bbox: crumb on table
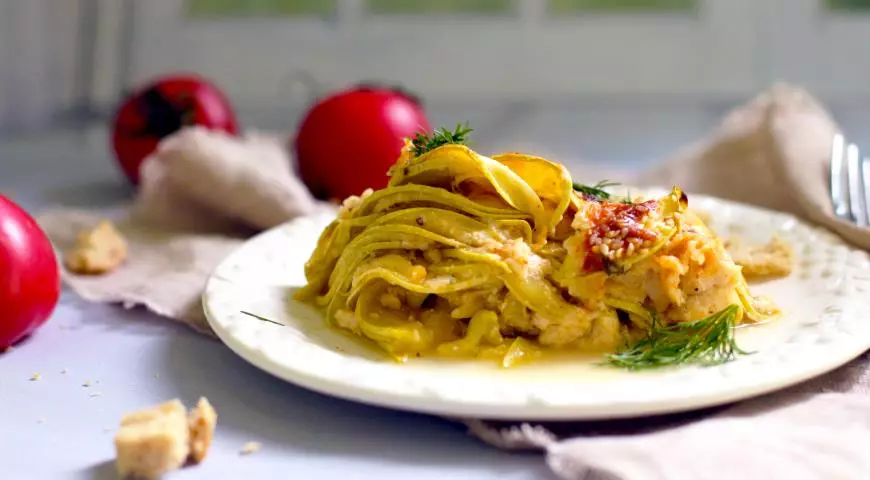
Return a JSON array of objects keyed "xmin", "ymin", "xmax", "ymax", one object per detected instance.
[
  {"xmin": 30, "ymin": 373, "xmax": 41, "ymax": 381},
  {"xmin": 188, "ymin": 397, "xmax": 218, "ymax": 464},
  {"xmin": 63, "ymin": 219, "xmax": 128, "ymax": 275},
  {"xmin": 114, "ymin": 399, "xmax": 190, "ymax": 480},
  {"xmin": 113, "ymin": 397, "xmax": 218, "ymax": 479},
  {"xmin": 240, "ymin": 441, "xmax": 261, "ymax": 455}
]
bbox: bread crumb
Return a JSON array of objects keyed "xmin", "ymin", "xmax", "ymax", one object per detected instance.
[
  {"xmin": 82, "ymin": 380, "xmax": 92, "ymax": 387},
  {"xmin": 726, "ymin": 235, "xmax": 795, "ymax": 279},
  {"xmin": 188, "ymin": 397, "xmax": 217, "ymax": 464},
  {"xmin": 114, "ymin": 399, "xmax": 190, "ymax": 480},
  {"xmin": 64, "ymin": 219, "xmax": 128, "ymax": 275},
  {"xmin": 114, "ymin": 398, "xmax": 219, "ymax": 478},
  {"xmin": 30, "ymin": 373, "xmax": 41, "ymax": 381},
  {"xmin": 240, "ymin": 442, "xmax": 261, "ymax": 455}
]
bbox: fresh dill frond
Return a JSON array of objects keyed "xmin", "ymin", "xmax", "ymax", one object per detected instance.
[
  {"xmin": 411, "ymin": 123, "xmax": 473, "ymax": 156},
  {"xmin": 572, "ymin": 180, "xmax": 619, "ymax": 201},
  {"xmin": 606, "ymin": 304, "xmax": 749, "ymax": 370},
  {"xmin": 240, "ymin": 311, "xmax": 284, "ymax": 326}
]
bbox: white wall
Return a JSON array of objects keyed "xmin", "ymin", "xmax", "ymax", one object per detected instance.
[{"xmin": 0, "ymin": 0, "xmax": 78, "ymax": 130}]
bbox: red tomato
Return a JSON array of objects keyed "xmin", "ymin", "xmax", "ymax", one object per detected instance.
[
  {"xmin": 111, "ymin": 74, "xmax": 239, "ymax": 185},
  {"xmin": 293, "ymin": 84, "xmax": 431, "ymax": 200},
  {"xmin": 0, "ymin": 195, "xmax": 60, "ymax": 349}
]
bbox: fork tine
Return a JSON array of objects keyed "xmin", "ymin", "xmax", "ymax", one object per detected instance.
[
  {"xmin": 831, "ymin": 134, "xmax": 849, "ymax": 219},
  {"xmin": 847, "ymin": 143, "xmax": 866, "ymax": 226},
  {"xmin": 863, "ymin": 156, "xmax": 870, "ymax": 227}
]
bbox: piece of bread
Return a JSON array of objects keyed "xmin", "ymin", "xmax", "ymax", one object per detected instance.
[
  {"xmin": 725, "ymin": 235, "xmax": 795, "ymax": 279},
  {"xmin": 188, "ymin": 397, "xmax": 218, "ymax": 463},
  {"xmin": 114, "ymin": 399, "xmax": 190, "ymax": 479},
  {"xmin": 64, "ymin": 219, "xmax": 128, "ymax": 275}
]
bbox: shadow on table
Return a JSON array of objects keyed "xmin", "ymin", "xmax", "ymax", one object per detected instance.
[
  {"xmin": 155, "ymin": 330, "xmax": 557, "ymax": 479},
  {"xmin": 81, "ymin": 460, "xmax": 115, "ymax": 480}
]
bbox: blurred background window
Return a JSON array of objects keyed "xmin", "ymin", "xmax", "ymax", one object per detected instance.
[
  {"xmin": 366, "ymin": 0, "xmax": 514, "ymax": 15},
  {"xmin": 827, "ymin": 0, "xmax": 870, "ymax": 10},
  {"xmin": 548, "ymin": 0, "xmax": 696, "ymax": 13},
  {"xmin": 186, "ymin": 0, "xmax": 337, "ymax": 17},
  {"xmin": 5, "ymin": 0, "xmax": 870, "ymax": 145}
]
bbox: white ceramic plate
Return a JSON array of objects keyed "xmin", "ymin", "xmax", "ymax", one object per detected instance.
[{"xmin": 202, "ymin": 191, "xmax": 870, "ymax": 420}]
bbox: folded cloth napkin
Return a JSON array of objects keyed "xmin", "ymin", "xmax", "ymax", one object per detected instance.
[
  {"xmin": 36, "ymin": 84, "xmax": 870, "ymax": 479},
  {"xmin": 37, "ymin": 127, "xmax": 330, "ymax": 334}
]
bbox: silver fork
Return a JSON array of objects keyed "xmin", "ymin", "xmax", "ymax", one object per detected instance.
[{"xmin": 830, "ymin": 133, "xmax": 870, "ymax": 227}]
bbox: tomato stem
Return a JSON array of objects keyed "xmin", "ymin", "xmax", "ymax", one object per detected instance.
[{"xmin": 133, "ymin": 88, "xmax": 195, "ymax": 138}]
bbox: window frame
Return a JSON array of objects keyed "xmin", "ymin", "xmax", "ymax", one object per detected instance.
[{"xmin": 127, "ymin": 0, "xmax": 767, "ymax": 107}]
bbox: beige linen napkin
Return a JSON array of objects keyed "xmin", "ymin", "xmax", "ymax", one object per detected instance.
[
  {"xmin": 37, "ymin": 127, "xmax": 328, "ymax": 334},
  {"xmin": 36, "ymin": 84, "xmax": 870, "ymax": 479}
]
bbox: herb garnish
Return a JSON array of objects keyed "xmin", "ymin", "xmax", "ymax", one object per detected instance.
[
  {"xmin": 572, "ymin": 180, "xmax": 619, "ymax": 201},
  {"xmin": 606, "ymin": 304, "xmax": 748, "ymax": 370},
  {"xmin": 240, "ymin": 311, "xmax": 284, "ymax": 326},
  {"xmin": 411, "ymin": 123, "xmax": 473, "ymax": 156}
]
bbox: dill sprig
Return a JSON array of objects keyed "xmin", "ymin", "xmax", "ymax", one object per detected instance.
[
  {"xmin": 606, "ymin": 304, "xmax": 749, "ymax": 370},
  {"xmin": 240, "ymin": 311, "xmax": 284, "ymax": 326},
  {"xmin": 411, "ymin": 123, "xmax": 473, "ymax": 156},
  {"xmin": 573, "ymin": 180, "xmax": 619, "ymax": 201}
]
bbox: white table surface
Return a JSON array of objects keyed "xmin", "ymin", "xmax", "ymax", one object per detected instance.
[{"xmin": 4, "ymin": 102, "xmax": 867, "ymax": 480}]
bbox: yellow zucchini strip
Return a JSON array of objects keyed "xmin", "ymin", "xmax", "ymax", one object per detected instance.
[
  {"xmin": 322, "ymin": 226, "xmax": 475, "ymax": 315},
  {"xmin": 312, "ymin": 240, "xmax": 415, "ymax": 306},
  {"xmin": 501, "ymin": 269, "xmax": 592, "ymax": 336},
  {"xmin": 387, "ymin": 145, "xmax": 548, "ymax": 244},
  {"xmin": 347, "ymin": 267, "xmax": 500, "ymax": 307},
  {"xmin": 355, "ymin": 184, "xmax": 529, "ymax": 221},
  {"xmin": 492, "ymin": 153, "xmax": 573, "ymax": 234},
  {"xmin": 603, "ymin": 297, "xmax": 652, "ymax": 323},
  {"xmin": 354, "ymin": 282, "xmax": 433, "ymax": 358},
  {"xmin": 493, "ymin": 219, "xmax": 534, "ymax": 244},
  {"xmin": 368, "ymin": 208, "xmax": 505, "ymax": 247},
  {"xmin": 435, "ymin": 310, "xmax": 503, "ymax": 357}
]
